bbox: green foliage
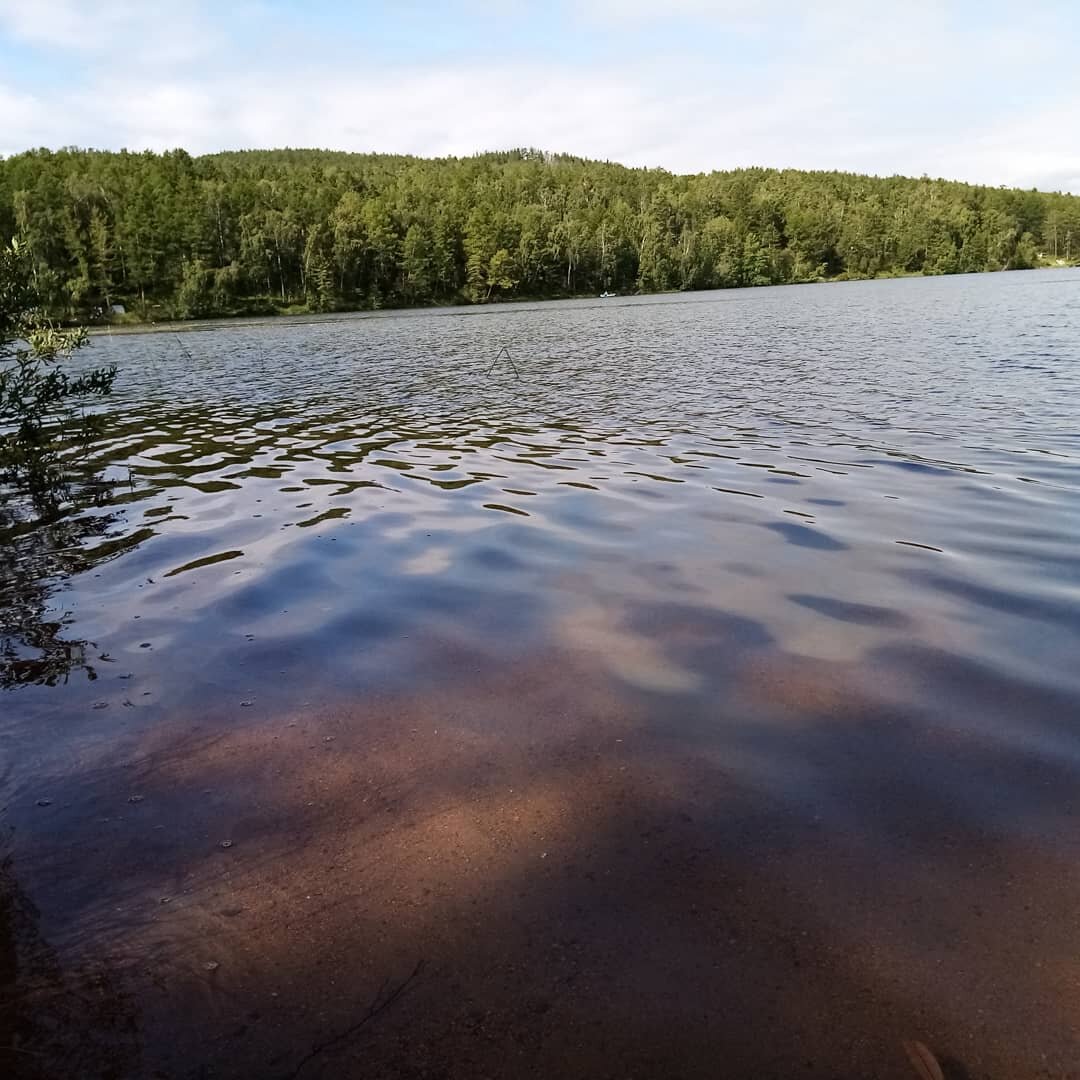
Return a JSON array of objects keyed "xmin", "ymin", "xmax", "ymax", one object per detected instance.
[
  {"xmin": 175, "ymin": 256, "xmax": 214, "ymax": 318},
  {"xmin": 0, "ymin": 240, "xmax": 116, "ymax": 486},
  {"xmin": 1, "ymin": 148, "xmax": 1079, "ymax": 322}
]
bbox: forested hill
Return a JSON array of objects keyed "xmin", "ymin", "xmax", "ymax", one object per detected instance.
[{"xmin": 2, "ymin": 147, "xmax": 1078, "ymax": 321}]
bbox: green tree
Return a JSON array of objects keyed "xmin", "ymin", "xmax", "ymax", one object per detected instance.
[
  {"xmin": 736, "ymin": 233, "xmax": 772, "ymax": 286},
  {"xmin": 485, "ymin": 248, "xmax": 518, "ymax": 299},
  {"xmin": 401, "ymin": 223, "xmax": 433, "ymax": 301},
  {"xmin": 175, "ymin": 256, "xmax": 214, "ymax": 318},
  {"xmin": 303, "ymin": 225, "xmax": 335, "ymax": 312},
  {"xmin": 330, "ymin": 190, "xmax": 366, "ymax": 299},
  {"xmin": 88, "ymin": 206, "xmax": 114, "ymax": 309},
  {"xmin": 1, "ymin": 146, "xmax": 1077, "ymax": 321},
  {"xmin": 464, "ymin": 207, "xmax": 502, "ymax": 301},
  {"xmin": 0, "ymin": 240, "xmax": 116, "ymax": 487}
]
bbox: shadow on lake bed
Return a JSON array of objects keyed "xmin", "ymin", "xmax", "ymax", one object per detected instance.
[{"xmin": 5, "ymin": 634, "xmax": 1079, "ymax": 1079}]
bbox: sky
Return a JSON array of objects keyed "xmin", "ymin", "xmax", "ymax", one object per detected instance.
[{"xmin": 1, "ymin": 0, "xmax": 1078, "ymax": 192}]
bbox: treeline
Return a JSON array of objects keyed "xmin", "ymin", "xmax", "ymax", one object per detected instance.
[{"xmin": 1, "ymin": 147, "xmax": 1078, "ymax": 321}]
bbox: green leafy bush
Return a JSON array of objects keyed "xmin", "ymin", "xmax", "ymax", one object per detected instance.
[{"xmin": 0, "ymin": 240, "xmax": 117, "ymax": 487}]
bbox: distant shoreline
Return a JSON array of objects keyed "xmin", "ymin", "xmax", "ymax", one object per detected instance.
[
  {"xmin": 86, "ymin": 264, "xmax": 1078, "ymax": 337},
  {"xmin": 11, "ymin": 148, "xmax": 1077, "ymax": 335}
]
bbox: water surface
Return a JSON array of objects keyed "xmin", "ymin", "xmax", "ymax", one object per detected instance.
[{"xmin": 3, "ymin": 272, "xmax": 1080, "ymax": 1078}]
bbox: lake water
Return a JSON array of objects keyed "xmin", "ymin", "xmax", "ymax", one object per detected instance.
[{"xmin": 3, "ymin": 271, "xmax": 1080, "ymax": 1079}]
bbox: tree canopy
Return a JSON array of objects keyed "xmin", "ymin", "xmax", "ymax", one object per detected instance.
[
  {"xmin": 0, "ymin": 239, "xmax": 115, "ymax": 492},
  {"xmin": 1, "ymin": 147, "xmax": 1078, "ymax": 321}
]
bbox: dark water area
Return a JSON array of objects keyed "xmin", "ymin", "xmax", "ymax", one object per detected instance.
[{"xmin": 3, "ymin": 271, "xmax": 1080, "ymax": 1078}]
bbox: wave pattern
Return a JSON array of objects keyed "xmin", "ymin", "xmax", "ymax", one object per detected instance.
[{"xmin": 4, "ymin": 271, "xmax": 1080, "ymax": 1078}]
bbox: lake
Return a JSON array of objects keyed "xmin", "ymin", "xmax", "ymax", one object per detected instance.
[{"xmin": 3, "ymin": 271, "xmax": 1080, "ymax": 1079}]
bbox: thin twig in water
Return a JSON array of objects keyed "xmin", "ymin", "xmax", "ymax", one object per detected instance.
[
  {"xmin": 0, "ymin": 1044, "xmax": 46, "ymax": 1058},
  {"xmin": 173, "ymin": 333, "xmax": 195, "ymax": 363},
  {"xmin": 487, "ymin": 344, "xmax": 520, "ymax": 379},
  {"xmin": 283, "ymin": 959, "xmax": 424, "ymax": 1079}
]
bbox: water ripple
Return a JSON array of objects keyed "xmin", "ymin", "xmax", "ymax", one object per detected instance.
[{"xmin": 4, "ymin": 273, "xmax": 1080, "ymax": 1076}]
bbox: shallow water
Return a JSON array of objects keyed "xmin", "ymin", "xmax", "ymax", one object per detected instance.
[{"xmin": 3, "ymin": 271, "xmax": 1080, "ymax": 1078}]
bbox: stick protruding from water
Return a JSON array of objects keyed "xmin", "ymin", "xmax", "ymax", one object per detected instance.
[{"xmin": 487, "ymin": 345, "xmax": 520, "ymax": 379}]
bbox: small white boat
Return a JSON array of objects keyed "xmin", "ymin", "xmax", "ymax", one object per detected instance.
[{"xmin": 599, "ymin": 291, "xmax": 616, "ymax": 298}]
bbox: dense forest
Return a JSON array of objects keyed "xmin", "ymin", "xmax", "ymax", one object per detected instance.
[{"xmin": 1, "ymin": 147, "xmax": 1078, "ymax": 321}]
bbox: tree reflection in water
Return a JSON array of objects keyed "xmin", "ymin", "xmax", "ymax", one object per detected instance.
[
  {"xmin": 1, "ymin": 465, "xmax": 145, "ymax": 1075},
  {"xmin": 0, "ymin": 849, "xmax": 142, "ymax": 1080},
  {"xmin": 0, "ymin": 464, "xmax": 122, "ymax": 690}
]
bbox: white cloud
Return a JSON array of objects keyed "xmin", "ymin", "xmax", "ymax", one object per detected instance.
[
  {"xmin": 578, "ymin": 0, "xmax": 767, "ymax": 20},
  {"xmin": 0, "ymin": 84, "xmax": 67, "ymax": 150},
  {"xmin": 0, "ymin": 0, "xmax": 134, "ymax": 50},
  {"xmin": 0, "ymin": 0, "xmax": 224, "ymax": 63},
  {"xmin": 0, "ymin": 0, "xmax": 1077, "ymax": 192}
]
